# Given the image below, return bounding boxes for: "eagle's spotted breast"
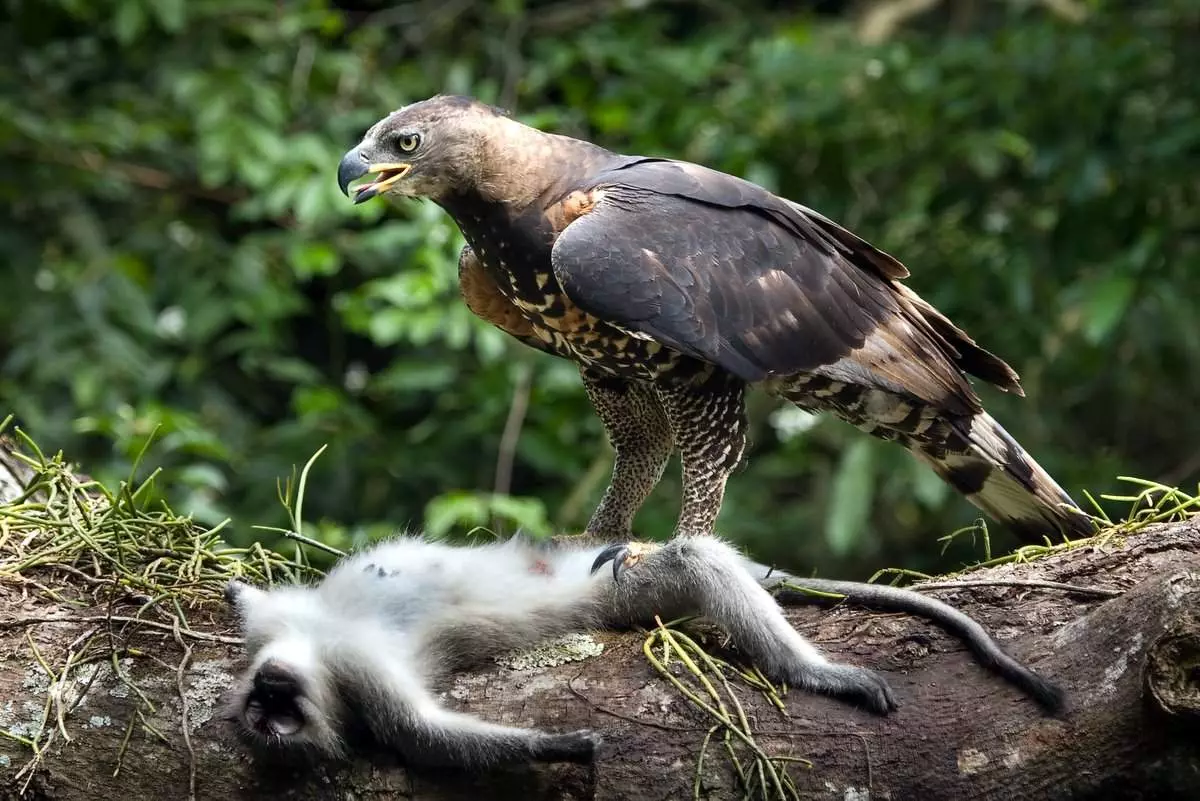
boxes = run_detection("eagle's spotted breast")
[446,189,707,383]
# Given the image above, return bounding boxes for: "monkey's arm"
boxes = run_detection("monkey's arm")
[337,646,600,768]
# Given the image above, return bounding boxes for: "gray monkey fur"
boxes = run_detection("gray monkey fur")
[225,534,1061,770]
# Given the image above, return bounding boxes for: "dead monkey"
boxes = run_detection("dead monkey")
[225,534,1062,769]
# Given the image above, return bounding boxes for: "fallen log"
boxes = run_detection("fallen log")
[1,435,1198,800]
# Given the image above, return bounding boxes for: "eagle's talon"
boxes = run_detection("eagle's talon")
[590,542,661,582]
[590,543,629,582]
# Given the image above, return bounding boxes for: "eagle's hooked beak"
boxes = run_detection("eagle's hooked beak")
[337,147,411,204]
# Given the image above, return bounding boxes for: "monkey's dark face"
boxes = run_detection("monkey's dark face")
[224,580,345,756]
[242,659,309,737]
[226,650,345,757]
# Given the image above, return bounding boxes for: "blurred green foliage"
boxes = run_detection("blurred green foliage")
[1,0,1197,574]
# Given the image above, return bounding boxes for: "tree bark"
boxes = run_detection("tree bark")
[1,440,1198,800]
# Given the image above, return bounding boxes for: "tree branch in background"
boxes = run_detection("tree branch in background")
[857,0,942,44]
[493,360,534,508]
[857,0,1088,44]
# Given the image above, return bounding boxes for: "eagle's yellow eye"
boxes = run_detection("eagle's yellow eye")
[398,133,421,153]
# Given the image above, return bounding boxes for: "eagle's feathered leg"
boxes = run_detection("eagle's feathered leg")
[581,370,674,539]
[655,375,749,537]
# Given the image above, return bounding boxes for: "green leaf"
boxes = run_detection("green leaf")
[113,1,146,45]
[289,242,340,278]
[292,386,343,416]
[825,440,876,556]
[425,492,489,539]
[1081,273,1135,344]
[153,0,186,32]
[487,494,551,537]
[373,361,458,393]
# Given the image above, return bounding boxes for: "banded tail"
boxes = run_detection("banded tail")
[777,374,1094,543]
[911,410,1094,542]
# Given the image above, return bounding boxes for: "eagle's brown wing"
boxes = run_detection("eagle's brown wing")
[550,159,1020,414]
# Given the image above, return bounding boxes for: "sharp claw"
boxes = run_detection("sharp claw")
[590,543,628,581]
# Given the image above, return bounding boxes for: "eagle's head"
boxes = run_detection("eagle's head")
[336,95,510,205]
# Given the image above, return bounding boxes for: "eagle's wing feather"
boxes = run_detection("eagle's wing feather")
[551,160,1019,413]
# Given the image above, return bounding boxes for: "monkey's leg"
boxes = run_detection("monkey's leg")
[346,647,600,768]
[593,539,896,714]
[580,370,674,539]
[655,375,749,538]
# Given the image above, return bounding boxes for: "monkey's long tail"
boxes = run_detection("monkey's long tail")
[759,570,1064,714]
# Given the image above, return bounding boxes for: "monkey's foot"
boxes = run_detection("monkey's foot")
[789,662,898,715]
[590,541,661,582]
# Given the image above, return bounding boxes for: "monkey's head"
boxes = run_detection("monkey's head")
[224,580,346,756]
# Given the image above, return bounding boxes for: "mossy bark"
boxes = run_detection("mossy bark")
[2,441,1199,800]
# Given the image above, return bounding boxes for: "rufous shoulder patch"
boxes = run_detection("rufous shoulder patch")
[547,189,605,232]
[458,248,536,338]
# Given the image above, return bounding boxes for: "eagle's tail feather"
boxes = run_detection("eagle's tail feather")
[911,411,1095,542]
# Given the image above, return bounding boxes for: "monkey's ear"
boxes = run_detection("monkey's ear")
[224,579,266,610]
